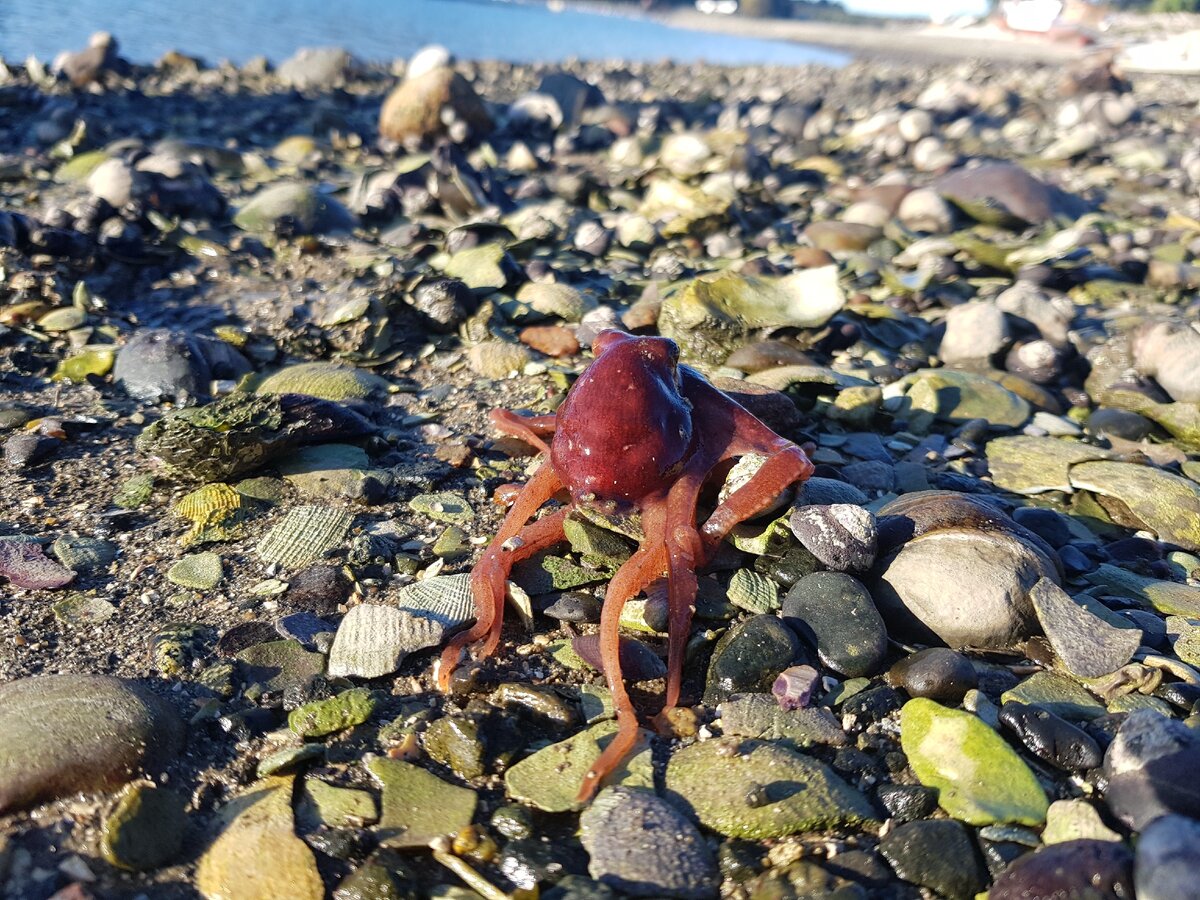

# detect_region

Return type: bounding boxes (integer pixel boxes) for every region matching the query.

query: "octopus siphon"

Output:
[437,329,814,803]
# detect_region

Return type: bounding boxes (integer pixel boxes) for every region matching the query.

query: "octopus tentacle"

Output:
[661,473,707,713]
[577,505,669,804]
[700,444,813,554]
[490,409,557,455]
[437,462,565,690]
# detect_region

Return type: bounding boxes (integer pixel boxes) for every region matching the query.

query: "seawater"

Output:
[0,0,847,67]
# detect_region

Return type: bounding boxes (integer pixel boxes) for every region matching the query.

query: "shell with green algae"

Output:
[174,483,256,547]
[250,362,390,401]
[135,393,372,483]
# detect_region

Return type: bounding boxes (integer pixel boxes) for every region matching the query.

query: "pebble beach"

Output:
[2,9,1200,900]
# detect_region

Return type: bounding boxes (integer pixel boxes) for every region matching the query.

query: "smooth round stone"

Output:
[1104,709,1200,828]
[1134,814,1200,900]
[940,300,1009,365]
[998,702,1102,772]
[1011,507,1074,549]
[839,460,895,494]
[1086,408,1156,442]
[788,504,878,572]
[114,329,211,403]
[782,573,887,678]
[989,840,1134,900]
[886,648,977,702]
[580,787,717,899]
[703,614,802,705]
[878,820,985,900]
[0,675,183,814]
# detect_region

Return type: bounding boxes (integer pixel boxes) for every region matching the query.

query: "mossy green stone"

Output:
[504,722,654,813]
[100,784,188,871]
[289,687,376,738]
[254,362,387,401]
[900,698,1048,826]
[665,737,875,839]
[299,778,378,828]
[54,150,109,183]
[166,552,223,590]
[366,757,477,848]
[905,369,1030,428]
[114,474,156,509]
[52,347,116,383]
[513,555,611,594]
[256,744,324,779]
[52,536,117,572]
[1069,460,1200,551]
[52,593,116,625]
[563,513,634,565]
[439,243,510,291]
[1085,564,1200,617]
[423,715,487,779]
[987,436,1114,495]
[233,182,356,235]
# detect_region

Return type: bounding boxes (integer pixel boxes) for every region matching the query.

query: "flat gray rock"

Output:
[1030,578,1141,678]
[0,675,183,814]
[327,604,443,678]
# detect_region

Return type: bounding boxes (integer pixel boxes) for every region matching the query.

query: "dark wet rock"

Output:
[795,477,870,507]
[886,647,977,702]
[1103,709,1200,829]
[875,784,938,824]
[1134,814,1200,900]
[872,491,1062,650]
[703,614,802,704]
[379,67,493,145]
[573,634,666,683]
[580,786,717,899]
[1086,408,1155,442]
[114,329,251,404]
[999,702,1102,772]
[544,592,603,624]
[275,612,334,648]
[0,675,183,814]
[935,162,1085,227]
[782,572,887,678]
[840,460,894,494]
[100,784,188,871]
[1010,507,1074,549]
[542,875,617,900]
[788,504,877,572]
[879,820,984,900]
[215,621,277,657]
[989,840,1134,900]
[408,277,476,332]
[286,564,353,616]
[498,835,588,890]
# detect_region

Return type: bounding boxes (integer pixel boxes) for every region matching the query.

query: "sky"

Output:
[842,0,991,18]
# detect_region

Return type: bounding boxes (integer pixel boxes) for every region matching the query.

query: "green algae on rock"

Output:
[166,552,223,590]
[900,698,1048,826]
[232,182,356,236]
[136,393,372,483]
[251,362,389,401]
[504,722,654,813]
[658,267,845,365]
[664,737,875,838]
[1067,460,1200,551]
[366,757,477,848]
[987,435,1115,494]
[288,687,377,739]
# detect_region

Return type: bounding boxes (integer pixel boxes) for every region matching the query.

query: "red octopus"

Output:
[438,330,813,802]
